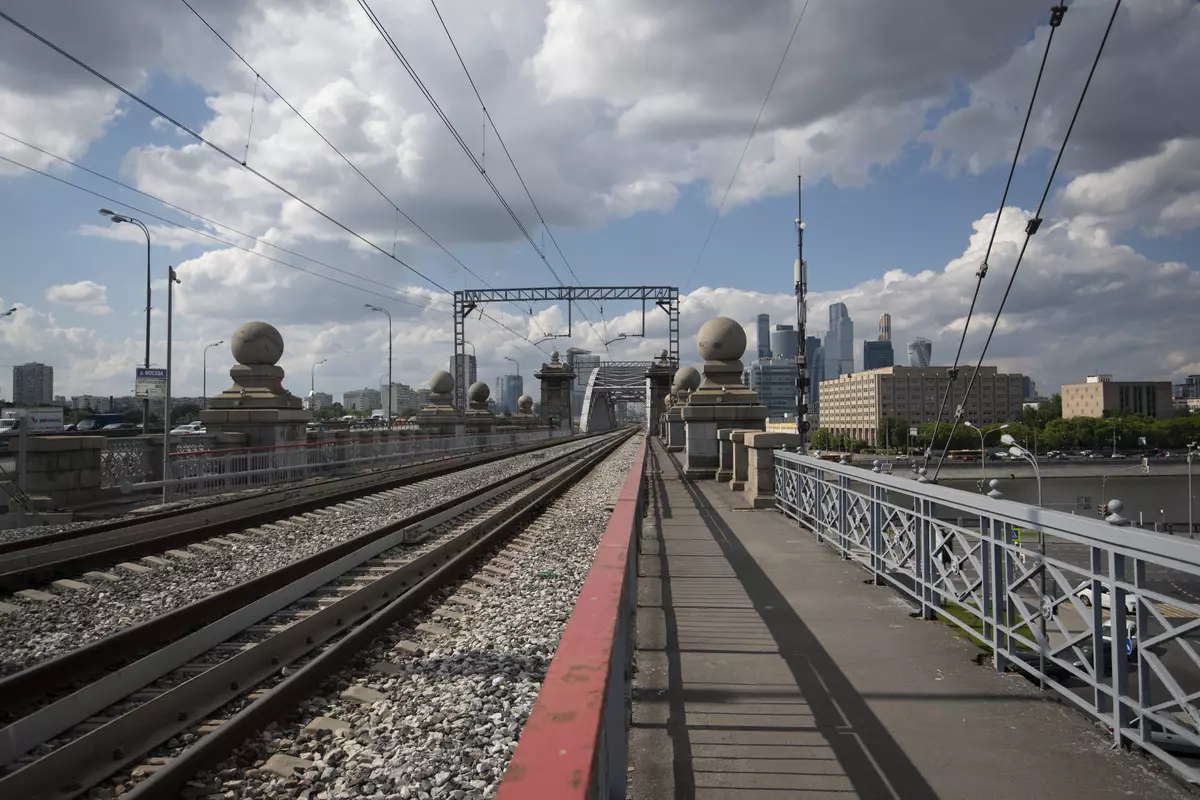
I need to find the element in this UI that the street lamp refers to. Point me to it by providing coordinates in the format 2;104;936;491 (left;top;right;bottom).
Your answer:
310;358;327;410
364;304;392;426
202;340;224;409
1188;442;1197;539
1002;431;1046;686
162;266;181;505
965;422;1008;485
100;208;153;434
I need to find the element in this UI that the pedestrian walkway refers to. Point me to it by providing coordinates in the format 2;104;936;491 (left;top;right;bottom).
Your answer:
628;438;1192;800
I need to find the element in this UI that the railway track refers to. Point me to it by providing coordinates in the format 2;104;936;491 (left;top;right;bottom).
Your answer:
0;433;588;591
0;429;635;800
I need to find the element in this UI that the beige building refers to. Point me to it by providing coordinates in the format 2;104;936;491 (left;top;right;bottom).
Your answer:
1061;375;1172;419
819;366;1024;445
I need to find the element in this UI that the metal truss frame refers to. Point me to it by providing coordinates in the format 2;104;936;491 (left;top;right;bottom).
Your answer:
452;286;679;411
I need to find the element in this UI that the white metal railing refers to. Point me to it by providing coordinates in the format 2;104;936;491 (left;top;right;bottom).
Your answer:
774;449;1200;783
133;429;566;502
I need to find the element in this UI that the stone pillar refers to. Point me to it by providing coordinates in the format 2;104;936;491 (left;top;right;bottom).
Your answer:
730;430;752;491
682;317;768;479
464;381;497;448
20;435;106;509
645;350;674;436
414;370;464;437
200;321;312;447
716;428;742;482
743;431;804;508
666;366;700;453
534;351;576;434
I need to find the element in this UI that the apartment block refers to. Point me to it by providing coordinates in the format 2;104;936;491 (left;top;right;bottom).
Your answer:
1062;375;1172;419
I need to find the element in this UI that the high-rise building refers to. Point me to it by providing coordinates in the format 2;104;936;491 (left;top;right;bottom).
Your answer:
1022;376;1036;399
907;338;932;368
342;388;382;414
305;391;333;412
386;383;417;414
863;340;895;370
878;313;891;342
824;304;854;379
805;336;824;413
13;362;53;405
449;354;477;389
818;366;1024;445
747;358;797;420
1062;378;1172;419
501;375;524;413
756;314;772;359
769;324;798;361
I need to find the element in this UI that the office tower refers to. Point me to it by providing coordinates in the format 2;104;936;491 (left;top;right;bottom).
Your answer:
769;324;798;360
863;340;895;370
501;374;524;413
756;314;772;359
806;336;824;413
878;313;891;342
449;354;478;389
907;338;932;368
824;303;854;378
13;362;54;405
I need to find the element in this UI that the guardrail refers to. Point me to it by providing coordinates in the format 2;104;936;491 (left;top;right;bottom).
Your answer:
152;429;566;502
497;437;647;800
774;450;1200;783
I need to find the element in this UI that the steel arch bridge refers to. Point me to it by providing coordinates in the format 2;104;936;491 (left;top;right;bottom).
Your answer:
578;361;653;433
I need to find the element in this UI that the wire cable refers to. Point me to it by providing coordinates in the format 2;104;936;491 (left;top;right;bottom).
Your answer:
428;0;612;353
929;0;1121;481
922;3;1068;472
176;0;551;343
683;0;811;295
0;8;547;354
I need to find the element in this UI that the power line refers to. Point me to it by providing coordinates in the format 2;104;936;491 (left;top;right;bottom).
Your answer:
0;7;547;354
922;3;1068;473
683;0;811;295
427;0;612;353
357;0;607;352
0;130;451;310
929;0;1121;481
176;0;551;342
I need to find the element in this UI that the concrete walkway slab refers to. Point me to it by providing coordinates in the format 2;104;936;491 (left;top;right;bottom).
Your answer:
628;439;1193;800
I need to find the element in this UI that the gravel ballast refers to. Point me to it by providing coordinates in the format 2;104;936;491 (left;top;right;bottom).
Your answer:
0;437;600;677
176;434;641;800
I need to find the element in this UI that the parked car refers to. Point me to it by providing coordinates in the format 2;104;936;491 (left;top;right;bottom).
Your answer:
170;421;205;435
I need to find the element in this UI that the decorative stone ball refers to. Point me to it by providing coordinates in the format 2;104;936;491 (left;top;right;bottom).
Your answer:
672;366;701;392
468;381;490;403
428;370;454;394
696;316;747;362
231;321;285;366
517;394;534;412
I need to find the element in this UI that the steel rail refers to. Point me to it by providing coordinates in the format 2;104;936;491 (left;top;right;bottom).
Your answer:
0;429;630;799
128;430;632;799
0;434;590;590
0;434;611;718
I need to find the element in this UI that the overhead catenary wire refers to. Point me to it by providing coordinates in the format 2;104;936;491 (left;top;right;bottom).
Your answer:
683;0;811;296
357;0;608;352
929;0;1121;482
427;0;613;354
177;0;552;344
922;2;1069;473
0;7;548;354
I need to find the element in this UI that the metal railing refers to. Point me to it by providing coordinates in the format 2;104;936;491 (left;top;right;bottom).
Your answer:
497;437;647;800
124;429;565;502
774;450;1200;783
100;438;150;488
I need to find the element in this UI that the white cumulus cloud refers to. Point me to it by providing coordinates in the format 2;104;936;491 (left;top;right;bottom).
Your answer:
44;281;112;315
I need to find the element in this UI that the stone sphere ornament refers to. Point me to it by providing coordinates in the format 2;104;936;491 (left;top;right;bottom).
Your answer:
231;321;285;366
696;316;747;362
428;370;454;394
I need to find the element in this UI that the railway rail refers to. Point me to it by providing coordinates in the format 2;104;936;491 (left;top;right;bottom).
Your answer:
0;429;635;800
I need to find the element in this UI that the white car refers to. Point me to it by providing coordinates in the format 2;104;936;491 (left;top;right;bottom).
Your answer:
1076;585;1137;615
170;421;205;435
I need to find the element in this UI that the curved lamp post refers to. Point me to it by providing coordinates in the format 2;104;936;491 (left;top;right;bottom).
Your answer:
365;305;392;425
202;340;224;410
100;208;153;433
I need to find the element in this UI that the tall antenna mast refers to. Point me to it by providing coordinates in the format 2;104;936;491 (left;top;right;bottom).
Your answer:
794;171;809;451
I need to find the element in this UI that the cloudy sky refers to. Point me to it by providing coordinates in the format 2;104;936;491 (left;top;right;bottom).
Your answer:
0;0;1197;403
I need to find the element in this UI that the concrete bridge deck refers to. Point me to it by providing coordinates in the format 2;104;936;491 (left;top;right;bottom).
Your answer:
628;438;1193;799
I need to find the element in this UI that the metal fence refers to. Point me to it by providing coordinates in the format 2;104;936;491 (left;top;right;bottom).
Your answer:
496;437;646;800
100;438;150;488
774;450;1200;783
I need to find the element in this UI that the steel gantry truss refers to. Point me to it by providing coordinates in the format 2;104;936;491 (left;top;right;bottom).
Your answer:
452;286;680;411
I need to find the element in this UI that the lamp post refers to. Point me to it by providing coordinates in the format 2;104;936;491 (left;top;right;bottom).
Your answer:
1003;432;1045;687
365;304;392;426
202;340;223;410
162;266;181;505
100;209;152;434
1187;442;1197;539
794;173;809;452
310;358;327;412
965;422;1008;485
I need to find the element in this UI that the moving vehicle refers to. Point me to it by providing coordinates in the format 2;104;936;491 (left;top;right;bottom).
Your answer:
1076;584;1137;615
170;421;206;435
